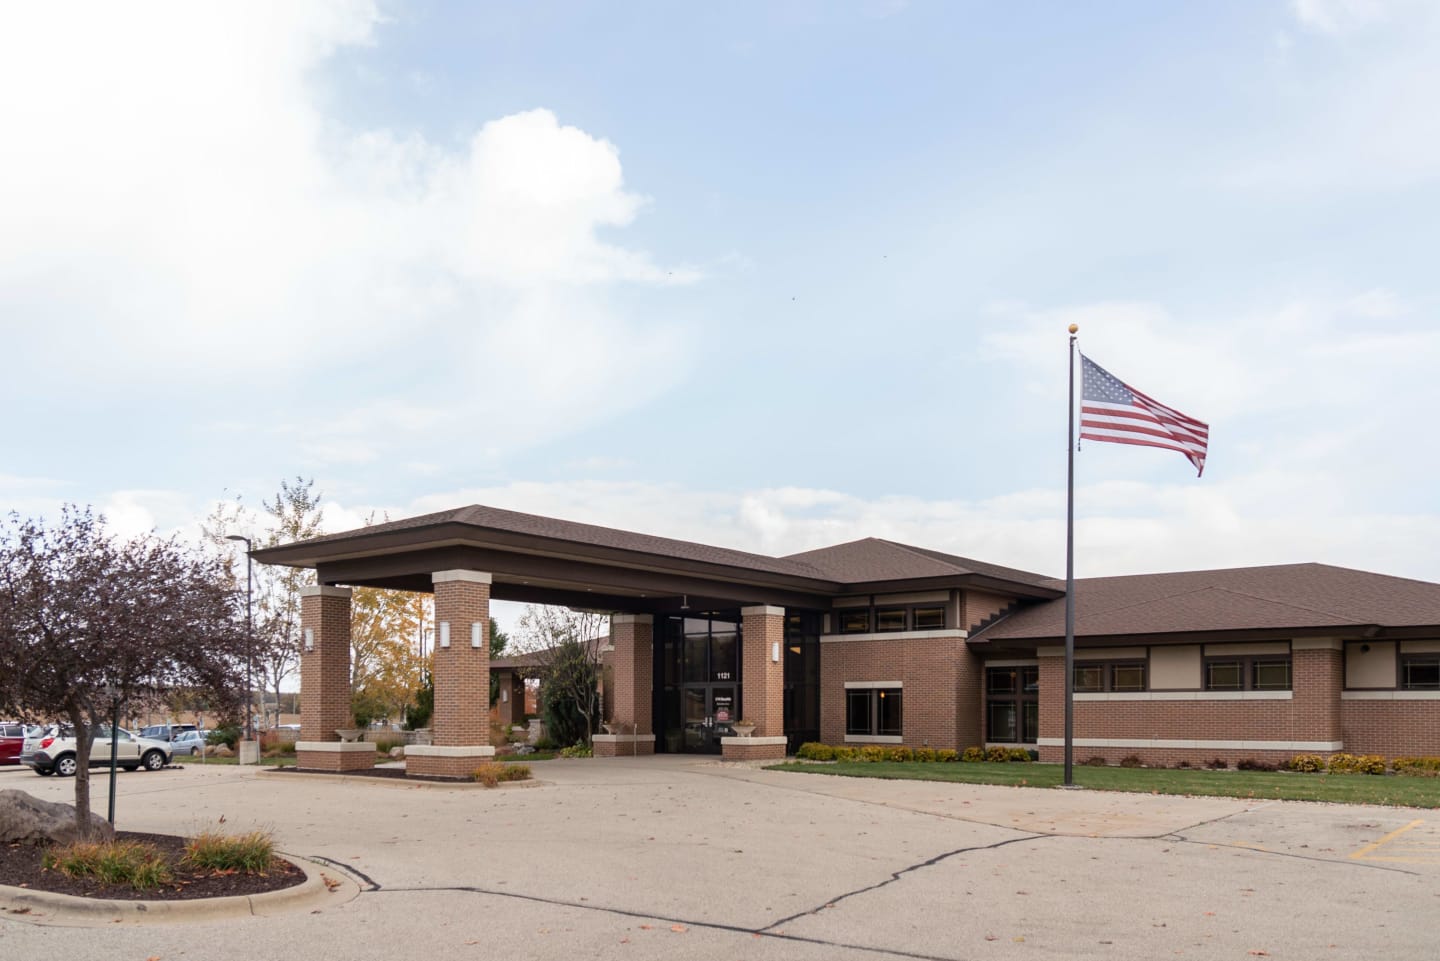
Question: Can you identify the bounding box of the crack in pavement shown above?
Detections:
[759,834,1049,931]
[372,882,974,961]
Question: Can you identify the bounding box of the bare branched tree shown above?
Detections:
[0,507,247,838]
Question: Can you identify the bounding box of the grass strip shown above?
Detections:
[769,760,1440,808]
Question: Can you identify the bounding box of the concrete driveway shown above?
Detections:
[1,757,1434,960]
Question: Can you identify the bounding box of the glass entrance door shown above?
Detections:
[681,684,735,754]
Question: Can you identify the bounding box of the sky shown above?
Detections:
[2,0,1438,633]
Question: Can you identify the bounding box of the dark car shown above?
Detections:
[0,723,25,764]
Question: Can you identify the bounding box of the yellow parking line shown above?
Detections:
[1350,820,1427,862]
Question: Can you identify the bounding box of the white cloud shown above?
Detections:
[1292,0,1390,34]
[0,2,695,464]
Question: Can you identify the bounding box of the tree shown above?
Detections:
[350,585,424,726]
[515,606,607,747]
[0,507,246,837]
[202,477,324,730]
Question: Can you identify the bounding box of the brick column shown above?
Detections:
[1035,653,1065,763]
[724,605,787,761]
[1292,638,1344,748]
[406,570,496,778]
[595,614,655,757]
[297,586,371,772]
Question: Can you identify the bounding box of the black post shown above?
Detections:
[1064,325,1078,786]
[226,535,255,742]
[107,695,120,824]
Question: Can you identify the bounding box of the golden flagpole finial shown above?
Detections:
[1068,323,1079,334]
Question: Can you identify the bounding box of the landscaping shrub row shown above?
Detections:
[1287,753,1440,776]
[471,762,533,787]
[795,743,1036,764]
[42,831,278,891]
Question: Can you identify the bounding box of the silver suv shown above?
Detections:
[30,726,172,776]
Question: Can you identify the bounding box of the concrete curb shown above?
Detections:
[0,852,360,926]
[256,767,547,790]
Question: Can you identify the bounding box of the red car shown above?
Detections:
[0,723,25,764]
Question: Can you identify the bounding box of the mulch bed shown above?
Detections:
[0,831,305,902]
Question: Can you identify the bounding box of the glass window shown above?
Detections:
[838,610,870,634]
[1205,661,1243,691]
[988,701,1017,742]
[987,668,1017,695]
[913,607,946,630]
[1112,663,1147,692]
[1023,701,1039,741]
[876,690,903,735]
[845,690,873,736]
[1253,659,1292,691]
[710,630,737,682]
[1021,666,1040,693]
[875,608,907,632]
[1403,656,1440,690]
[683,633,707,683]
[1073,665,1104,693]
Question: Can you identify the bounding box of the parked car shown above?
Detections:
[20,724,69,767]
[0,723,25,764]
[29,726,172,776]
[139,723,198,742]
[169,730,208,756]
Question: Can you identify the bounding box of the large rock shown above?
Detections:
[0,789,114,846]
[388,746,405,759]
[211,744,234,758]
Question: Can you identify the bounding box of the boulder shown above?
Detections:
[211,744,234,758]
[0,789,114,846]
[388,746,405,759]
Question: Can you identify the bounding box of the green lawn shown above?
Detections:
[769,760,1440,808]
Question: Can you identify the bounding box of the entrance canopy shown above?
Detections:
[251,503,1061,613]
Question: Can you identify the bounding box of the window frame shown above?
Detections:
[984,665,1039,744]
[833,603,951,634]
[873,607,908,633]
[1400,653,1440,691]
[1202,654,1292,692]
[845,687,903,737]
[837,609,871,634]
[1072,659,1148,693]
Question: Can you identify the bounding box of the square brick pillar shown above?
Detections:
[597,614,655,757]
[406,570,497,779]
[1035,653,1065,763]
[724,605,787,761]
[1292,638,1344,748]
[297,586,371,772]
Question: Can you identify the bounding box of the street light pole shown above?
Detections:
[103,681,119,824]
[225,535,254,745]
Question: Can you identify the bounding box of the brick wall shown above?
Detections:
[431,572,491,748]
[963,591,1013,632]
[299,586,352,743]
[1342,700,1440,756]
[820,635,968,748]
[1030,648,1349,765]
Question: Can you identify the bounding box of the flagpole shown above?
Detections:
[1064,323,1078,787]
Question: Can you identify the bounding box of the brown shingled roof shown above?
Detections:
[973,563,1440,642]
[782,538,1055,588]
[281,504,837,581]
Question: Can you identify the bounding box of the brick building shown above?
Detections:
[254,505,1440,776]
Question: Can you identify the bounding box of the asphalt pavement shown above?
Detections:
[0,756,1433,960]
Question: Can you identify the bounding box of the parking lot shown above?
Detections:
[1,757,1435,960]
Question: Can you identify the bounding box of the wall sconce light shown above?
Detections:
[471,622,483,648]
[304,628,314,651]
[1361,643,1371,653]
[501,687,508,702]
[439,622,451,648]
[772,641,780,663]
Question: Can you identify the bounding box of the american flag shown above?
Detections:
[1080,354,1209,476]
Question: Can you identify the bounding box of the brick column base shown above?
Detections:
[721,736,787,761]
[296,742,376,773]
[406,744,496,779]
[593,734,656,757]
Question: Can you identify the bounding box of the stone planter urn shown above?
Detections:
[335,728,363,742]
[602,721,629,736]
[731,722,757,738]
